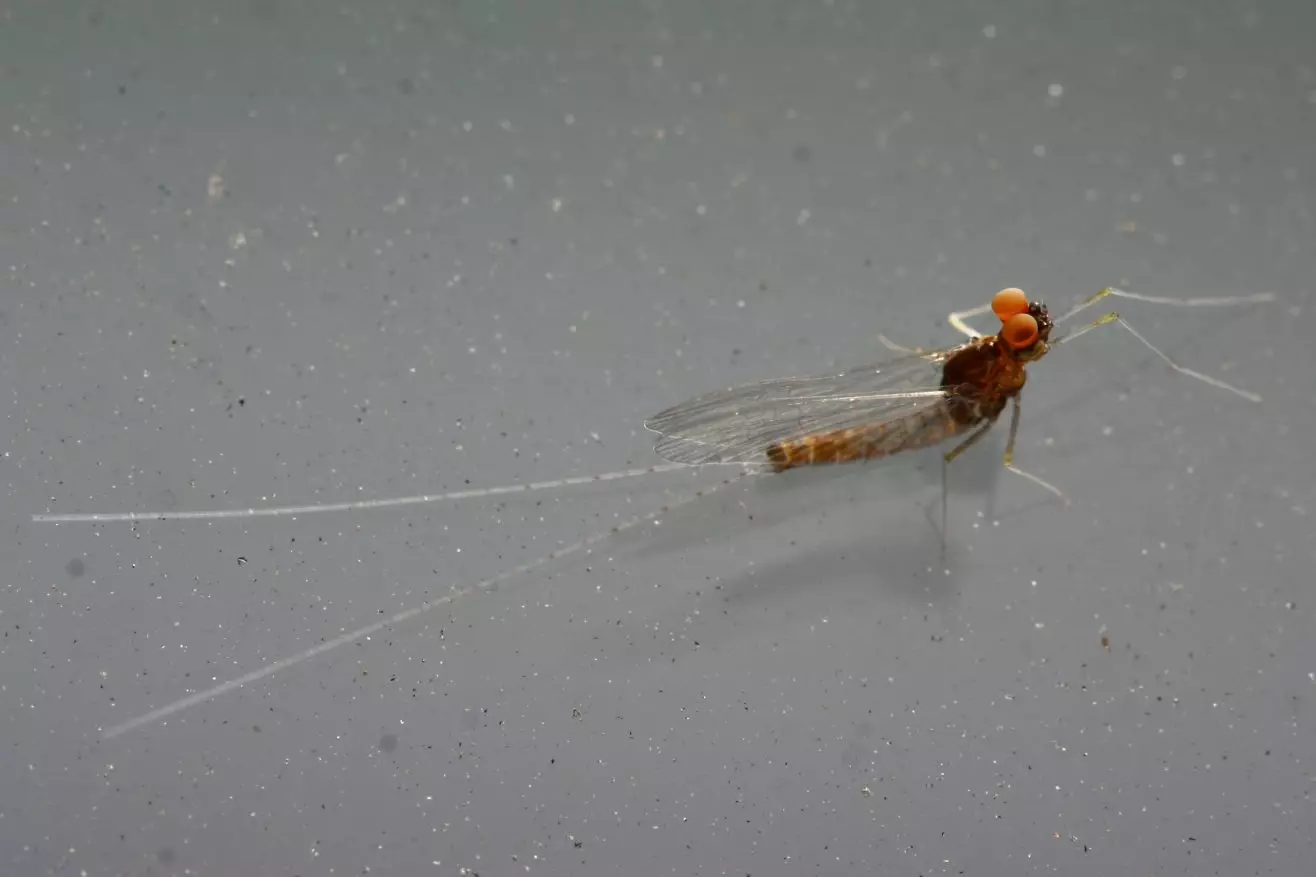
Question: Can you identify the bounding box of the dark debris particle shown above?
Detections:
[66,557,85,577]
[379,733,399,753]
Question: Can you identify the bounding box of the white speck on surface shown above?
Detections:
[207,171,225,201]
[1171,65,1188,80]
[797,208,811,225]
[652,54,663,68]
[696,204,706,216]
[462,120,472,132]
[551,198,563,213]
[1102,425,1113,436]
[736,300,745,308]
[1048,83,1064,97]
[502,174,514,189]
[564,113,575,125]
[983,25,997,38]
[1033,144,1046,157]
[1172,153,1186,166]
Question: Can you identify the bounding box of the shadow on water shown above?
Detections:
[706,509,965,607]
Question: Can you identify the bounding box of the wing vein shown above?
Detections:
[644,346,970,466]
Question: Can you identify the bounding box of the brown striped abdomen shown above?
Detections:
[764,402,971,473]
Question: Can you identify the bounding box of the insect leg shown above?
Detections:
[1001,394,1068,503]
[1051,286,1273,327]
[1057,312,1263,402]
[943,419,996,464]
[876,334,926,355]
[937,419,997,554]
[946,302,993,339]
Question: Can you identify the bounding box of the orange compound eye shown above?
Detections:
[992,287,1029,321]
[1001,312,1039,349]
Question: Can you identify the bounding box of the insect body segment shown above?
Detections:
[764,398,970,472]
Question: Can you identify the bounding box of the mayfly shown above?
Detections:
[34,286,1272,530]
[51,285,1273,740]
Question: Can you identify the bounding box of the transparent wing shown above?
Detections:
[644,346,968,466]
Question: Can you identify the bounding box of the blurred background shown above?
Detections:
[3,1,1313,874]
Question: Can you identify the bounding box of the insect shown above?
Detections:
[32,285,1271,528]
[43,285,1272,740]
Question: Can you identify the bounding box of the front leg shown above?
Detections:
[1000,394,1068,503]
